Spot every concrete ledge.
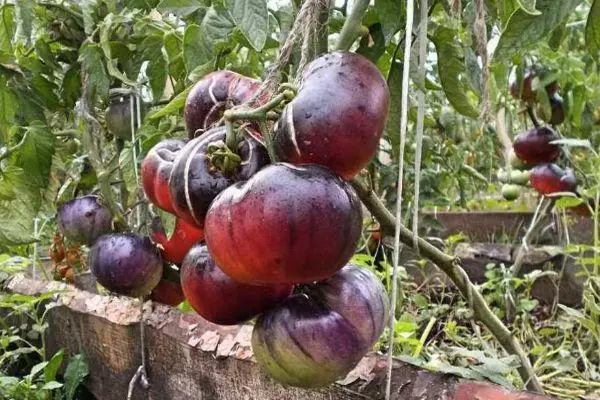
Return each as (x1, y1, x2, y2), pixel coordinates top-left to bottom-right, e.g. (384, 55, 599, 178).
(4, 274, 557, 400)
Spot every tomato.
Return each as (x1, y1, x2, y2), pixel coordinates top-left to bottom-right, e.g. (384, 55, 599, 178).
(273, 51, 390, 180)
(57, 195, 113, 245)
(141, 139, 186, 214)
(180, 244, 292, 325)
(513, 127, 560, 165)
(529, 163, 577, 195)
(106, 93, 145, 140)
(184, 71, 262, 139)
(509, 71, 558, 103)
(501, 184, 520, 201)
(205, 163, 362, 284)
(168, 126, 269, 228)
(252, 264, 388, 387)
(538, 94, 566, 126)
(90, 233, 163, 297)
(150, 278, 185, 307)
(150, 216, 204, 265)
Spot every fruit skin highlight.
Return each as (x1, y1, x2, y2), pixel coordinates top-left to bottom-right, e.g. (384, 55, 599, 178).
(205, 163, 362, 285)
(168, 126, 269, 228)
(273, 51, 390, 180)
(513, 127, 560, 165)
(251, 264, 388, 388)
(90, 233, 163, 297)
(180, 244, 293, 325)
(57, 195, 112, 245)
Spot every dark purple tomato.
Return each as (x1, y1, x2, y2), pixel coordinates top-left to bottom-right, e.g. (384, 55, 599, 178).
(141, 139, 186, 214)
(513, 127, 560, 165)
(184, 71, 261, 139)
(252, 264, 388, 387)
(90, 233, 163, 297)
(57, 195, 112, 245)
(180, 244, 293, 325)
(538, 94, 566, 126)
(204, 163, 362, 285)
(530, 163, 577, 195)
(509, 71, 558, 103)
(168, 126, 269, 228)
(273, 51, 390, 180)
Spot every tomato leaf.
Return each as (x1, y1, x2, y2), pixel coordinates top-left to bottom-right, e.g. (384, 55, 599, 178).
(78, 42, 110, 101)
(149, 87, 191, 120)
(0, 5, 15, 63)
(157, 0, 204, 17)
(62, 65, 82, 109)
(586, 0, 600, 61)
(99, 15, 137, 86)
(226, 0, 268, 51)
(555, 196, 584, 208)
(183, 7, 234, 74)
(0, 167, 41, 246)
(432, 27, 479, 119)
(14, 123, 55, 189)
(14, 0, 34, 45)
(140, 34, 168, 101)
(494, 0, 582, 61)
(384, 59, 402, 151)
(375, 0, 403, 43)
(0, 77, 18, 140)
(515, 0, 540, 15)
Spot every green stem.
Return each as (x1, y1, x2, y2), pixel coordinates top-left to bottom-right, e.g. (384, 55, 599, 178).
(0, 133, 27, 162)
(335, 0, 370, 51)
(39, 2, 84, 29)
(350, 177, 544, 394)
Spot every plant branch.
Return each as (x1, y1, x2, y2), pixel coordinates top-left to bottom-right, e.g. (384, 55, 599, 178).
(78, 73, 129, 230)
(335, 0, 370, 51)
(526, 106, 540, 128)
(350, 177, 544, 393)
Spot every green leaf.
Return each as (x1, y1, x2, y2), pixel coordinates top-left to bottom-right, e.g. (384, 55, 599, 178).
(29, 361, 49, 379)
(432, 27, 479, 119)
(515, 0, 540, 15)
(157, 0, 204, 16)
(0, 5, 15, 63)
(14, 0, 34, 45)
(44, 349, 64, 383)
(64, 354, 89, 400)
(0, 77, 18, 140)
(226, 0, 268, 51)
(548, 22, 567, 51)
(0, 167, 40, 245)
(79, 42, 110, 101)
(149, 86, 192, 120)
(555, 196, 584, 208)
(384, 59, 402, 151)
(62, 66, 82, 109)
(494, 0, 583, 61)
(140, 35, 167, 101)
(14, 124, 55, 189)
(375, 0, 403, 42)
(41, 381, 64, 390)
(183, 7, 234, 74)
(99, 14, 137, 86)
(586, 0, 600, 60)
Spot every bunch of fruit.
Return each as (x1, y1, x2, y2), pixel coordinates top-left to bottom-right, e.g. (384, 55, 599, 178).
(499, 70, 577, 202)
(56, 51, 392, 387)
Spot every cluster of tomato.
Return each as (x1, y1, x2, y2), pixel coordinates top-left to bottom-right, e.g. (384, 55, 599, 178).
(57, 51, 393, 388)
(499, 70, 581, 207)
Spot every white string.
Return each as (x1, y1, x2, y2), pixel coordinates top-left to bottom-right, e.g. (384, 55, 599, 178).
(385, 0, 415, 397)
(412, 0, 428, 252)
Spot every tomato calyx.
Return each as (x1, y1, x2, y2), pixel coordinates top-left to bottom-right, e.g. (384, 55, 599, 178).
(205, 139, 243, 176)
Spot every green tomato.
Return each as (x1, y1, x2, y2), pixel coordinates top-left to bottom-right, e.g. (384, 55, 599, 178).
(501, 184, 520, 201)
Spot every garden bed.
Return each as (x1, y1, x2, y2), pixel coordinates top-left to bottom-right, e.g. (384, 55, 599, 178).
(3, 274, 557, 400)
